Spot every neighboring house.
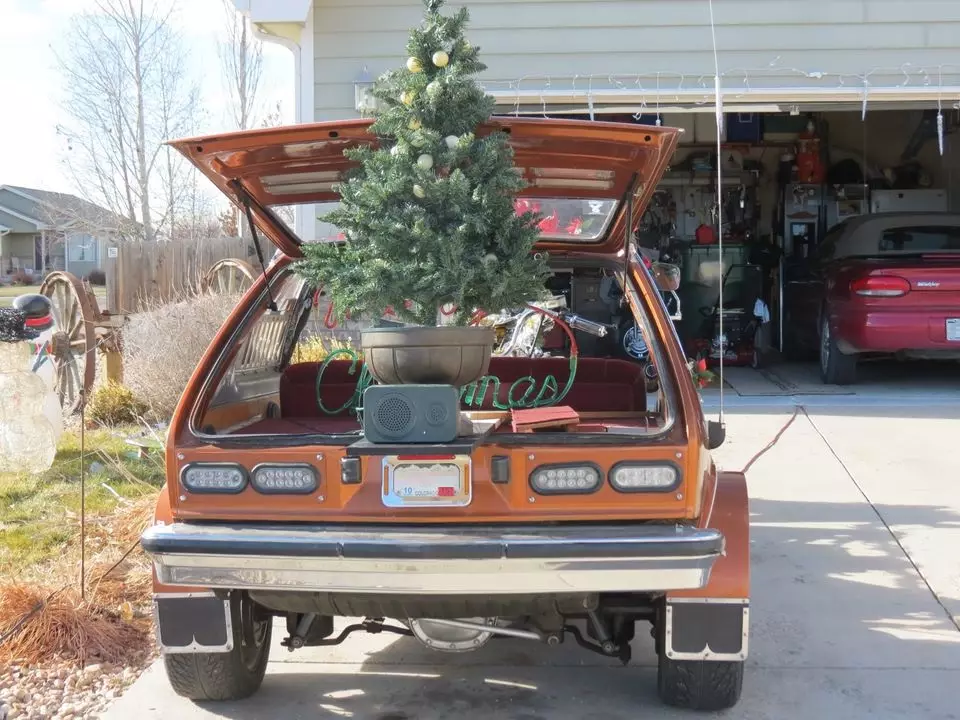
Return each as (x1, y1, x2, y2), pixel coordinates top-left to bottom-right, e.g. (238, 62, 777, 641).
(0, 185, 132, 282)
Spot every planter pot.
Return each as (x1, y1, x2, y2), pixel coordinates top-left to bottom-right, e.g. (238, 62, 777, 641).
(361, 326, 495, 387)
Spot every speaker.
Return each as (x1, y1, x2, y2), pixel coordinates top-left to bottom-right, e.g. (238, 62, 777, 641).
(362, 384, 459, 444)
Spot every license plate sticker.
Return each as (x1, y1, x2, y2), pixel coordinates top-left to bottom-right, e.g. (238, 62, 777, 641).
(382, 455, 472, 507)
(947, 319, 960, 342)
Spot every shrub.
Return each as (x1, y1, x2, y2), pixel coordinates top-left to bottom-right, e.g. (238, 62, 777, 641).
(291, 334, 355, 364)
(122, 291, 238, 421)
(86, 269, 107, 286)
(11, 270, 33, 286)
(87, 381, 147, 426)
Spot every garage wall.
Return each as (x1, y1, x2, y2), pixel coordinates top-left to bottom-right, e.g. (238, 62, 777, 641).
(828, 111, 960, 211)
(312, 0, 960, 120)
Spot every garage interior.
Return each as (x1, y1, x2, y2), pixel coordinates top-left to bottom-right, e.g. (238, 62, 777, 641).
(512, 105, 960, 382)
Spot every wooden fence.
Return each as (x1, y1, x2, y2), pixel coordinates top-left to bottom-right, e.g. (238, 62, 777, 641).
(103, 235, 258, 314)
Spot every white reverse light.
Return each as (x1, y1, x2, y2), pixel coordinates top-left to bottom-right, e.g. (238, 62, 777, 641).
(181, 464, 247, 493)
(530, 464, 601, 495)
(609, 463, 679, 492)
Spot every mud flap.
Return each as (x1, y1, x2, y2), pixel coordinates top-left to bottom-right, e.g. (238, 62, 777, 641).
(664, 598, 748, 661)
(154, 592, 233, 654)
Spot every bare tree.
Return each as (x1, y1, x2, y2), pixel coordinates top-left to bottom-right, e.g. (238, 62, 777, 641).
(56, 0, 201, 243)
(219, 0, 263, 131)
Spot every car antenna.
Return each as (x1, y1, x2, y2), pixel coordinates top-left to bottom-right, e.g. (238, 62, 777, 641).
(242, 198, 279, 312)
(708, 0, 725, 426)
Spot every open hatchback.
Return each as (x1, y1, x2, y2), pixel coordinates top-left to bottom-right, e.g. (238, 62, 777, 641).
(141, 117, 750, 711)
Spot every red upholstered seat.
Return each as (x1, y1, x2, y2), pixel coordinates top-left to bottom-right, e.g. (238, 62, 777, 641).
(279, 356, 646, 418)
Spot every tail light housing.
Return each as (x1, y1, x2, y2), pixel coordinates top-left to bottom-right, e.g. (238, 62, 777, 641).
(850, 276, 910, 297)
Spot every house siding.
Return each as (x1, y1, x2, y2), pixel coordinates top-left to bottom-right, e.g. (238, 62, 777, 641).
(0, 208, 37, 234)
(312, 0, 960, 120)
(0, 189, 45, 224)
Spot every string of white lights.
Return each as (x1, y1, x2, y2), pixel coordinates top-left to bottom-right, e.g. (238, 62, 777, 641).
(479, 63, 960, 119)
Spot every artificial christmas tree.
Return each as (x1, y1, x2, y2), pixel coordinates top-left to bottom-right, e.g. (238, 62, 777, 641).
(294, 0, 550, 384)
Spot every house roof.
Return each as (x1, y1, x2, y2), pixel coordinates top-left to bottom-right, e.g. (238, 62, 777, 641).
(0, 185, 132, 234)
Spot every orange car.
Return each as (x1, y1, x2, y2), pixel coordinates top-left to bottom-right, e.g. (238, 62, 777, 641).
(141, 118, 750, 711)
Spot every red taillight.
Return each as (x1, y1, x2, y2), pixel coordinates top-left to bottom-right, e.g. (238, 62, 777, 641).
(850, 276, 910, 297)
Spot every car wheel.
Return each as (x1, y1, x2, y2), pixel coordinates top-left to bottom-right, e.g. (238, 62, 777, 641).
(164, 592, 272, 701)
(655, 607, 744, 711)
(819, 317, 857, 385)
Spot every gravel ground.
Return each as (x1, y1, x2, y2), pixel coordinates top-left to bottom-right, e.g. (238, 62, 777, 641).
(0, 654, 155, 720)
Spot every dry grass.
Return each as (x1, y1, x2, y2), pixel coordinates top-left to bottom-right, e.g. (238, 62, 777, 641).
(0, 585, 149, 666)
(0, 493, 160, 667)
(122, 290, 239, 421)
(0, 422, 165, 668)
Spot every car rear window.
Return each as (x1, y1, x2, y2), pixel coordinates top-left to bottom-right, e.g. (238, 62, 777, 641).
(880, 225, 960, 254)
(291, 199, 620, 244)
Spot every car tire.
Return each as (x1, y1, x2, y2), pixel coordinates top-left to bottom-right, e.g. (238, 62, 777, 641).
(656, 646, 744, 711)
(163, 593, 272, 701)
(819, 317, 857, 385)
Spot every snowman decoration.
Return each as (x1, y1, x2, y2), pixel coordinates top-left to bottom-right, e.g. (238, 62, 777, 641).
(0, 294, 63, 474)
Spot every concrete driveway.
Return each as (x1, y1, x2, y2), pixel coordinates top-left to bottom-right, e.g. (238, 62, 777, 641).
(103, 389, 960, 720)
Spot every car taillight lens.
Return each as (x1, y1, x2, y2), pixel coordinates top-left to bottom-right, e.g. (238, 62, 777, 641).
(181, 464, 247, 493)
(850, 276, 910, 297)
(609, 463, 680, 492)
(530, 464, 602, 494)
(252, 464, 318, 494)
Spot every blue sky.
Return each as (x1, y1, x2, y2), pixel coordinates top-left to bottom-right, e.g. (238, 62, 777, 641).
(0, 0, 295, 195)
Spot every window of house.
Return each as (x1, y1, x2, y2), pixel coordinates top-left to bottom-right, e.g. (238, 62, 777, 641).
(68, 234, 98, 263)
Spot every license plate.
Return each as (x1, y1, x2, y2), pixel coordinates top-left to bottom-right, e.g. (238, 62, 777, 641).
(382, 455, 472, 508)
(948, 319, 960, 342)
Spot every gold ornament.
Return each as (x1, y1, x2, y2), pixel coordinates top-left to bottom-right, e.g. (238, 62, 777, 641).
(426, 81, 442, 98)
(408, 118, 422, 130)
(413, 184, 426, 199)
(417, 154, 434, 170)
(432, 50, 449, 68)
(401, 90, 415, 106)
(406, 56, 422, 73)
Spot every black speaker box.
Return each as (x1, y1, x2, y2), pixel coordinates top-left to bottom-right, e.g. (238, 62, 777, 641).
(362, 384, 459, 444)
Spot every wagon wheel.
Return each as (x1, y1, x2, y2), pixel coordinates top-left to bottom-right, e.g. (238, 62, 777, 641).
(39, 271, 97, 414)
(203, 258, 256, 295)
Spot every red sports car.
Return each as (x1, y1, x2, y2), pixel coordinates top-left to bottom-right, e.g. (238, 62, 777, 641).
(789, 212, 960, 384)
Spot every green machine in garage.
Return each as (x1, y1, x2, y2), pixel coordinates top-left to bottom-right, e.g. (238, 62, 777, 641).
(676, 243, 751, 350)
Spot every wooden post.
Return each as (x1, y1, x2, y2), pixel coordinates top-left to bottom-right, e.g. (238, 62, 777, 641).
(103, 348, 124, 384)
(104, 243, 118, 313)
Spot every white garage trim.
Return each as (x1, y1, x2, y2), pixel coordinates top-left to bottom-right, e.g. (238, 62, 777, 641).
(489, 84, 960, 115)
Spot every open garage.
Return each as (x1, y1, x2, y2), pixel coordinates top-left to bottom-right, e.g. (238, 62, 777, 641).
(516, 105, 960, 389)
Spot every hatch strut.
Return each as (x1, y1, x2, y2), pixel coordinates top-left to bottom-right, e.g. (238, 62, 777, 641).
(242, 198, 278, 312)
(621, 181, 635, 299)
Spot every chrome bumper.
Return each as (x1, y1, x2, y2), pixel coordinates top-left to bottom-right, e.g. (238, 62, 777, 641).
(142, 522, 724, 595)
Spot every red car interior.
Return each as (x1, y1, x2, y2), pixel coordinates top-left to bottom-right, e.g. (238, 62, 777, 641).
(279, 356, 647, 419)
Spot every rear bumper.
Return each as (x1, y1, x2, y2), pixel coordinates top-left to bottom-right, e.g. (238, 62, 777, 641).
(836, 310, 960, 354)
(141, 522, 724, 595)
